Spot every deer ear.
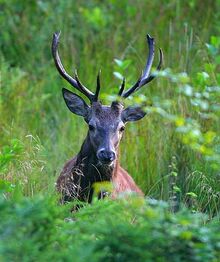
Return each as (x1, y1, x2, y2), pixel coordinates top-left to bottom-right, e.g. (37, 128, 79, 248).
(121, 106, 146, 122)
(62, 88, 89, 117)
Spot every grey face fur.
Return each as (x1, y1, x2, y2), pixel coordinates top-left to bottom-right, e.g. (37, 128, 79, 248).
(62, 88, 146, 164)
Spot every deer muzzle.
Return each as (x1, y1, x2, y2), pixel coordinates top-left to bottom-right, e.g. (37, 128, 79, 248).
(97, 149, 116, 165)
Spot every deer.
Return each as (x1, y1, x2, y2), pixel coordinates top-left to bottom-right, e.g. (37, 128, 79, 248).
(52, 32, 163, 204)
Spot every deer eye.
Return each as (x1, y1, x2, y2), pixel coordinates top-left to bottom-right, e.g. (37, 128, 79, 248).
(89, 124, 95, 131)
(119, 126, 125, 132)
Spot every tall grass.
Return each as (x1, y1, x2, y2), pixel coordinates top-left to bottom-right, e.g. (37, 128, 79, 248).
(1, 0, 220, 217)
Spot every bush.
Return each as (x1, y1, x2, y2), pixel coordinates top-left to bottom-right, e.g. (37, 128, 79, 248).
(0, 194, 219, 261)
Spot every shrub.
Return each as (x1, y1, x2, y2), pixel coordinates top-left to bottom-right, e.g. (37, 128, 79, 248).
(0, 194, 219, 261)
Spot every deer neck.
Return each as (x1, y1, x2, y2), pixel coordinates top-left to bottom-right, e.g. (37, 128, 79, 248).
(76, 134, 119, 182)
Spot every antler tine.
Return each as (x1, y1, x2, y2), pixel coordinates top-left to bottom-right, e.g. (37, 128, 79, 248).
(119, 34, 163, 98)
(120, 72, 142, 99)
(130, 48, 163, 92)
(94, 70, 101, 102)
(118, 77, 126, 96)
(74, 70, 89, 94)
(157, 48, 163, 70)
(138, 34, 155, 86)
(52, 31, 95, 102)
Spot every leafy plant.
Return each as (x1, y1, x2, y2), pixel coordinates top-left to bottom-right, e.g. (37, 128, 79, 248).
(1, 1, 220, 260)
(0, 195, 219, 262)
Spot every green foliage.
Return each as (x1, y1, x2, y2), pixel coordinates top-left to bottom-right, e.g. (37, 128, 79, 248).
(0, 0, 219, 210)
(0, 136, 48, 197)
(0, 139, 23, 193)
(0, 195, 219, 262)
(1, 0, 220, 260)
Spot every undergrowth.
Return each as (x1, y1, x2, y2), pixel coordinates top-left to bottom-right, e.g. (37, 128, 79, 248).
(0, 1, 220, 260)
(0, 193, 220, 262)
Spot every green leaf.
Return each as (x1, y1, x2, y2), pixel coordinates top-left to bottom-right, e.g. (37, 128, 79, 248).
(113, 71, 124, 80)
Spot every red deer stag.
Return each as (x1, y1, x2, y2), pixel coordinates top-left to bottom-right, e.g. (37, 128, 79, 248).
(52, 32, 163, 203)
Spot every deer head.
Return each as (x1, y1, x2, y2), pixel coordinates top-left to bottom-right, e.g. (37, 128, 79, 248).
(52, 32, 163, 165)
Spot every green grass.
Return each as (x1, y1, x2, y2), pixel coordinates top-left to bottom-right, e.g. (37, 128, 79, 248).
(1, 0, 220, 216)
(1, 1, 220, 260)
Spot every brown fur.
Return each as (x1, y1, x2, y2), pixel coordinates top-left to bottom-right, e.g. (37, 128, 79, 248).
(52, 32, 162, 204)
(56, 138, 143, 203)
(56, 102, 144, 203)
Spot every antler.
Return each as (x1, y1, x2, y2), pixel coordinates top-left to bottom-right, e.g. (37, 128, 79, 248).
(52, 31, 100, 103)
(118, 34, 163, 98)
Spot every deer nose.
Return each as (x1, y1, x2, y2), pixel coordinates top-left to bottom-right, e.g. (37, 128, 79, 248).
(97, 149, 116, 164)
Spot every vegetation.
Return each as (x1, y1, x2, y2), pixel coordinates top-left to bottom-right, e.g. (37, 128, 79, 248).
(0, 0, 220, 261)
(0, 195, 220, 262)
